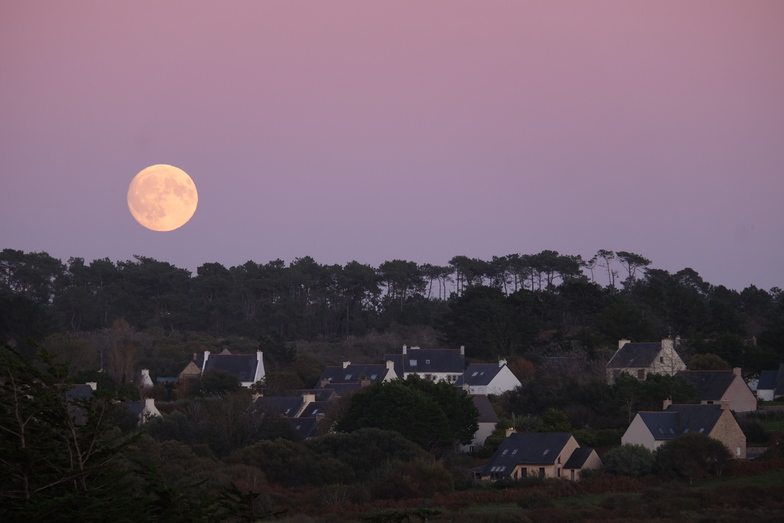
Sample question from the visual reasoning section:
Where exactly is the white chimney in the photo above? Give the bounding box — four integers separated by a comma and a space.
140, 369, 154, 388
254, 351, 266, 383
402, 344, 407, 354
86, 382, 97, 391
663, 398, 672, 410
499, 359, 507, 367
342, 361, 351, 368
619, 339, 630, 350
733, 367, 742, 377
202, 351, 210, 372
460, 345, 465, 355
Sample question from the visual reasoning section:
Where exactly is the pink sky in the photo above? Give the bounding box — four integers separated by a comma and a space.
1, 1, 782, 290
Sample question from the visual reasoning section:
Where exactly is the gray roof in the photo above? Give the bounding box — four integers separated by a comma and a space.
256, 396, 303, 417
66, 384, 95, 401
321, 382, 363, 397
384, 348, 465, 375
290, 417, 320, 438
471, 395, 499, 423
300, 401, 329, 418
675, 371, 737, 401
758, 369, 778, 390
203, 354, 260, 382
319, 364, 389, 384
607, 342, 661, 369
563, 447, 597, 470
638, 404, 724, 441
457, 364, 503, 386
477, 432, 574, 476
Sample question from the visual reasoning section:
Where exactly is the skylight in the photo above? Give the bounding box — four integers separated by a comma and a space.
345, 374, 352, 380
410, 360, 417, 366
370, 374, 377, 380
472, 372, 479, 377
542, 449, 550, 456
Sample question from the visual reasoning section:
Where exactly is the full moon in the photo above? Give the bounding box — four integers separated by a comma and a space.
127, 164, 198, 231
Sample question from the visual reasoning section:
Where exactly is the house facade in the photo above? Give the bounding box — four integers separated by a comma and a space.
473, 432, 601, 481
179, 350, 266, 387
457, 395, 499, 453
606, 338, 687, 385
457, 360, 521, 395
384, 345, 465, 384
622, 401, 747, 458
675, 368, 757, 412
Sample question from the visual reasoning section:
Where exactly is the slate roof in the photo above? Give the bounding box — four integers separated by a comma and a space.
256, 396, 303, 417
66, 384, 95, 401
757, 369, 778, 391
384, 348, 465, 375
607, 342, 661, 368
477, 432, 574, 476
203, 354, 260, 383
300, 401, 329, 418
319, 364, 389, 384
290, 417, 320, 439
321, 382, 363, 397
471, 395, 499, 424
638, 404, 724, 441
299, 389, 337, 401
563, 447, 595, 469
675, 370, 736, 401
456, 364, 504, 387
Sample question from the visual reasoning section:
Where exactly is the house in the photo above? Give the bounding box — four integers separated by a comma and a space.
606, 338, 687, 384
179, 350, 266, 387
456, 360, 521, 395
317, 361, 397, 389
457, 395, 499, 453
472, 432, 601, 481
756, 364, 784, 401
66, 382, 97, 424
675, 368, 757, 412
622, 401, 746, 458
255, 391, 329, 439
384, 345, 465, 384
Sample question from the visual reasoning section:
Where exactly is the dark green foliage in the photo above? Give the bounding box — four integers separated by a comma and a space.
688, 352, 731, 370
304, 428, 429, 481
199, 369, 241, 396
601, 444, 655, 477
654, 433, 733, 483
335, 375, 478, 453
0, 344, 142, 521
516, 490, 554, 509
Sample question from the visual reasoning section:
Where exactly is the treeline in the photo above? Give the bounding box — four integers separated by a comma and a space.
1, 248, 782, 373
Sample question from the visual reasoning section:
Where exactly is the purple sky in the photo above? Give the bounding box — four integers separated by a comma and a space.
2, 1, 782, 291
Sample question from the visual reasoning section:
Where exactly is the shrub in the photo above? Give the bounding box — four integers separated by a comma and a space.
602, 444, 655, 477
516, 490, 554, 509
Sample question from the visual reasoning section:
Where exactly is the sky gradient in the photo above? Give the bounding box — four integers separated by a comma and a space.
2, 1, 782, 291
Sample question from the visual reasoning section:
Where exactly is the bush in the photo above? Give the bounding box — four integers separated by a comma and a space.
516, 490, 554, 509
654, 433, 732, 483
602, 444, 655, 477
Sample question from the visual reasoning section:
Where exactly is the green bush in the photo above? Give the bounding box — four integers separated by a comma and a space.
516, 490, 554, 509
602, 444, 655, 477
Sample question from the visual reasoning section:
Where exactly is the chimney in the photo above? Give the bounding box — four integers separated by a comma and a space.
663, 398, 672, 410
140, 369, 154, 388
342, 361, 351, 369
386, 360, 395, 371
733, 367, 742, 377
402, 344, 407, 354
193, 352, 197, 361
360, 378, 371, 388
202, 351, 210, 372
460, 345, 465, 356
499, 359, 507, 367
618, 339, 630, 350
720, 399, 730, 410
505, 427, 516, 438
86, 382, 97, 391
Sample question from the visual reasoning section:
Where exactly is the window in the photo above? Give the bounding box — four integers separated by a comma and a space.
557, 467, 561, 478
472, 372, 479, 377
345, 374, 352, 380
737, 447, 741, 456
539, 468, 545, 478
638, 369, 646, 379
520, 468, 527, 477
410, 360, 417, 366
511, 449, 518, 455
542, 449, 550, 456
370, 374, 377, 380
502, 449, 508, 456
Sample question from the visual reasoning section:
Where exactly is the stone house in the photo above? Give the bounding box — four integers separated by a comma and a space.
622, 401, 746, 458
675, 368, 757, 412
606, 338, 687, 385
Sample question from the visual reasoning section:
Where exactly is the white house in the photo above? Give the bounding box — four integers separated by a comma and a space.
457, 360, 521, 395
